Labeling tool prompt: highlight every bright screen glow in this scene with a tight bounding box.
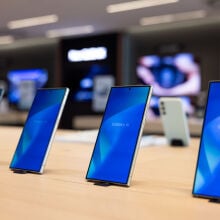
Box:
[136,53,201,96]
[86,86,152,185]
[7,68,48,110]
[72,64,112,102]
[68,47,107,62]
[10,88,69,173]
[136,53,201,118]
[193,81,220,199]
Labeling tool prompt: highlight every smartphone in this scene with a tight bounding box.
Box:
[86,85,152,186]
[159,97,190,146]
[10,88,69,174]
[192,81,220,200]
[92,75,115,112]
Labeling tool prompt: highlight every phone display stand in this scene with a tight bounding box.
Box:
[94,182,112,187]
[209,198,220,204]
[13,170,27,174]
[170,139,184,146]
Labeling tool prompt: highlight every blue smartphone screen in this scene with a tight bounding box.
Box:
[10,88,68,173]
[86,86,151,185]
[193,81,220,199]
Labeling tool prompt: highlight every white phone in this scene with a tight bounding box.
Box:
[159,97,190,146]
[92,75,115,112]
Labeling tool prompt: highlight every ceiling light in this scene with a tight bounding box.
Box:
[46,25,94,38]
[7,14,58,29]
[106,0,179,13]
[140,10,207,26]
[0,35,14,45]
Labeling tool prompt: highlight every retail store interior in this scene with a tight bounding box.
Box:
[1,0,220,136]
[2,1,220,220]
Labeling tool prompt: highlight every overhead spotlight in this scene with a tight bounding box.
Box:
[7,14,58,29]
[106,0,179,13]
[46,25,94,38]
[140,10,207,26]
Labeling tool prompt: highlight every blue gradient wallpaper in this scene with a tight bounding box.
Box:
[10,88,68,173]
[193,82,220,199]
[86,86,151,185]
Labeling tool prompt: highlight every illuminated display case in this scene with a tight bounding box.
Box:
[59,33,120,128]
